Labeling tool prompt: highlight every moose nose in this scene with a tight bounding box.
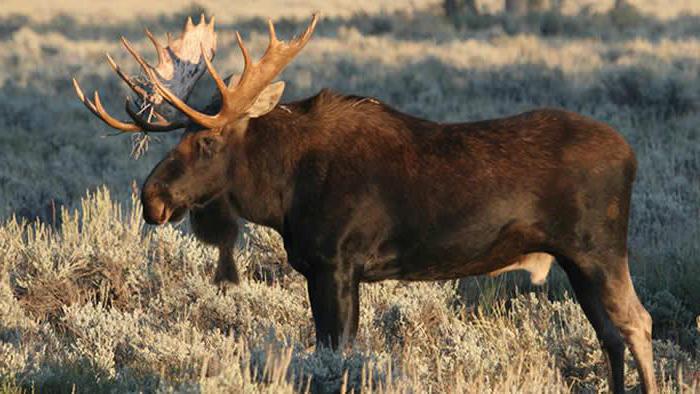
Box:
[141,182,173,225]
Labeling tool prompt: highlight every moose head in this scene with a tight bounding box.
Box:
[73,14,318,225]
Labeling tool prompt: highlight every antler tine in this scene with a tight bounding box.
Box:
[73,78,140,131]
[121,37,157,78]
[144,29,167,66]
[201,43,228,103]
[105,53,148,98]
[73,78,184,133]
[92,91,144,131]
[234,32,252,77]
[267,18,279,45]
[292,13,319,47]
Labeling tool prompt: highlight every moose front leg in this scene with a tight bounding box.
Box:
[189,196,240,289]
[213,243,240,286]
[306,265,360,350]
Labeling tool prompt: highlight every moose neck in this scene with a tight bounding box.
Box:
[226,108,304,232]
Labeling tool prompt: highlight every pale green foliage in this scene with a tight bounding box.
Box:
[0,0,699,392]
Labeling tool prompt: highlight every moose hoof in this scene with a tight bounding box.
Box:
[213,272,240,295]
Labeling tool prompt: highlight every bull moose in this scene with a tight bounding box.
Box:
[72,14,657,393]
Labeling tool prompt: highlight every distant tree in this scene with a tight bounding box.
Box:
[505,0,551,15]
[443,0,479,17]
[529,0,551,12]
[609,0,644,29]
[615,0,630,9]
[505,0,528,15]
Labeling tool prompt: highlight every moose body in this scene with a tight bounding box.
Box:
[73,14,657,393]
[223,93,624,286]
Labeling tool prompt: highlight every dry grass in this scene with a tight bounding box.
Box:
[0,0,699,392]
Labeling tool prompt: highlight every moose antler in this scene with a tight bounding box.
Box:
[143,13,319,130]
[72,15,217,133]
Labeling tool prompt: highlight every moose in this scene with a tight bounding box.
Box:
[73,14,657,393]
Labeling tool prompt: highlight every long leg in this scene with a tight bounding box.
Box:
[213,242,240,285]
[306,265,360,350]
[189,195,241,288]
[563,255,657,393]
[598,259,657,394]
[560,258,626,394]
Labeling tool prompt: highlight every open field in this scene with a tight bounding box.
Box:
[0,0,699,392]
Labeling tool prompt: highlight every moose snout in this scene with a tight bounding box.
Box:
[141,182,174,225]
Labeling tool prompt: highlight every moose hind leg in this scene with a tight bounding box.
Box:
[598,259,657,394]
[306,266,360,350]
[560,258,626,393]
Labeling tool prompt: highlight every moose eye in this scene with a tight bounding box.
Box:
[197,136,222,157]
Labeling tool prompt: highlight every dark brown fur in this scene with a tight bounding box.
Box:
[141,90,657,393]
[189,195,241,286]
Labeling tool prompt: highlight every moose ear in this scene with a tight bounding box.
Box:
[246,81,285,118]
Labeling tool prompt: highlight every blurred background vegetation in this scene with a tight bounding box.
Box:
[0,0,698,392]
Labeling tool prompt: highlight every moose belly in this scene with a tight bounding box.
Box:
[485,252,554,285]
[363,251,554,284]
[355,192,550,283]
